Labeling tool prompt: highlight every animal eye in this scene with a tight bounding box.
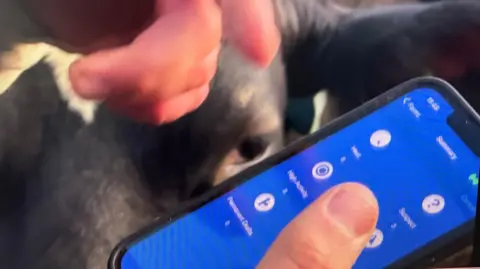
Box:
[237,137,269,161]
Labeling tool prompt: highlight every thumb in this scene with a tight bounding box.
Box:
[257,183,379,269]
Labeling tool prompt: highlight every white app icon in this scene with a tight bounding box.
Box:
[254,193,275,212]
[422,194,445,214]
[366,228,384,249]
[312,161,334,180]
[370,129,392,148]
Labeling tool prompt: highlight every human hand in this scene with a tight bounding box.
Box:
[257,182,379,269]
[25,0,280,124]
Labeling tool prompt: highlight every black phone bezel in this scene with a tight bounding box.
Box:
[108,76,480,269]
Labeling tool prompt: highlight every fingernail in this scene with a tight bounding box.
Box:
[69,59,110,99]
[327,185,378,237]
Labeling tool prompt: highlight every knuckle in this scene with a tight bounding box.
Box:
[190,86,209,108]
[189,1,221,49]
[140,72,177,99]
[137,74,158,96]
[194,67,210,87]
[151,104,168,124]
[204,57,218,81]
[189,64,213,89]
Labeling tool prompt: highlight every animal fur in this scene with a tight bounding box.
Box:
[1,0,480,268]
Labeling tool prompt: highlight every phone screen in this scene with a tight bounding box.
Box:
[120,87,480,269]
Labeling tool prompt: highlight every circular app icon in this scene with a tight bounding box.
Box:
[312,161,334,181]
[366,228,384,249]
[422,194,445,214]
[254,193,276,212]
[370,129,392,148]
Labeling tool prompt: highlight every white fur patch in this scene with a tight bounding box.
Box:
[234,86,254,108]
[0,42,99,124]
[309,89,329,133]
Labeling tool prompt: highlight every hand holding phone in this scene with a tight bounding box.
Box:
[257,183,379,269]
[110,77,480,269]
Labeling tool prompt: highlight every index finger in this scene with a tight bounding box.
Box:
[220,0,280,67]
[70,0,221,100]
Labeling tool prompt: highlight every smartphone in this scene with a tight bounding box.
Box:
[109,77,480,269]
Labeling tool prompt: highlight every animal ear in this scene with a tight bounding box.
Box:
[310,0,480,104]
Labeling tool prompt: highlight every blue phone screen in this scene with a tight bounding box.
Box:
[121,87,479,269]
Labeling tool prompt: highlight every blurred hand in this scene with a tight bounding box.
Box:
[25,0,280,123]
[257,183,379,269]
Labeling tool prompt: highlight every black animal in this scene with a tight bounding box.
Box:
[286,0,480,129]
[1,0,480,268]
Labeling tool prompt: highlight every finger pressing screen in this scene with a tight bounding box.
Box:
[256,183,379,269]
